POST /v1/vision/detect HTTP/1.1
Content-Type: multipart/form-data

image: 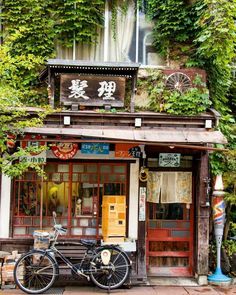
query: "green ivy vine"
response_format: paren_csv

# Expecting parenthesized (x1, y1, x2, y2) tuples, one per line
(0, 0, 106, 105)
(138, 70, 211, 115)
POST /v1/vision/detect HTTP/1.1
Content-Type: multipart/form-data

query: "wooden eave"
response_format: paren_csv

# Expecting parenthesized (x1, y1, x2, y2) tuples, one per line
(26, 109, 219, 130)
(21, 109, 228, 151)
(40, 59, 140, 80)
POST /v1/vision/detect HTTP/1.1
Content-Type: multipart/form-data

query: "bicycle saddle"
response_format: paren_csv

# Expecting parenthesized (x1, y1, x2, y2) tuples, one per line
(80, 239, 97, 247)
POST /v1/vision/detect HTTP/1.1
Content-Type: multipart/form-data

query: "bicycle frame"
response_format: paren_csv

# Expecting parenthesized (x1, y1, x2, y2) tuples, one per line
(49, 242, 95, 280)
(14, 212, 132, 293)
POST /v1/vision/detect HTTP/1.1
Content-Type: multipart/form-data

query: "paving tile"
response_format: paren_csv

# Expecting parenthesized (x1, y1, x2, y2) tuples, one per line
(185, 286, 219, 295)
(64, 286, 157, 295)
(212, 286, 236, 295)
(153, 286, 188, 295)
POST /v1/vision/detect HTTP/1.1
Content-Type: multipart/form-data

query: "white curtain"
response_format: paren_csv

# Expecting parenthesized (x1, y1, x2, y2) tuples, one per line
(55, 1, 135, 62)
(108, 1, 135, 62)
(56, 28, 104, 61)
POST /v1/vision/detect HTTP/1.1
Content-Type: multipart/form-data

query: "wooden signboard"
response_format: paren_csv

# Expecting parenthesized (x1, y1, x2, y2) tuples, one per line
(60, 74, 126, 107)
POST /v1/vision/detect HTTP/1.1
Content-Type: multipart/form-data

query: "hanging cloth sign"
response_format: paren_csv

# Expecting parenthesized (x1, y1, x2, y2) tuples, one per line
(51, 143, 78, 160)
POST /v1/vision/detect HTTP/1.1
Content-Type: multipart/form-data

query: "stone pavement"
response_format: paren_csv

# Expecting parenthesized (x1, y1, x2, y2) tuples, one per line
(0, 285, 236, 295)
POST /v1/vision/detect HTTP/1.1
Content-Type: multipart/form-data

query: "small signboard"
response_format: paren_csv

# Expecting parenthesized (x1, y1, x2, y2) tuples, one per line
(51, 143, 78, 160)
(20, 151, 46, 164)
(159, 153, 181, 167)
(60, 74, 126, 107)
(139, 187, 146, 221)
(115, 144, 137, 158)
(128, 146, 142, 158)
(81, 143, 110, 155)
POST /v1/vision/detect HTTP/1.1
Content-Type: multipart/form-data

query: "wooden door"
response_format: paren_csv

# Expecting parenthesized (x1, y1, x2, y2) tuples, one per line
(146, 202, 194, 276)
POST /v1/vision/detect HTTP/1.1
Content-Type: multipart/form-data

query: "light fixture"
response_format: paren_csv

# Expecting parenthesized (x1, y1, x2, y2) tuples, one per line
(205, 119, 212, 129)
(64, 116, 71, 126)
(135, 118, 142, 128)
(214, 174, 224, 192)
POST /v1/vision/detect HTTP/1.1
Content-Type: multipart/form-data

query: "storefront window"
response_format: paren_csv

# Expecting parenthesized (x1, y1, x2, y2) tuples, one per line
(12, 162, 127, 238)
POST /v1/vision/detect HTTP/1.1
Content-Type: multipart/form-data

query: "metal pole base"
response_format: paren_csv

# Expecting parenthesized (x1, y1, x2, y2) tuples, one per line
(208, 268, 232, 283)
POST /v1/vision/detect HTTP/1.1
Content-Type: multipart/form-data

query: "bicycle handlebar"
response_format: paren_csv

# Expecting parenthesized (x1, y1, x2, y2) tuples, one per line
(52, 211, 67, 239)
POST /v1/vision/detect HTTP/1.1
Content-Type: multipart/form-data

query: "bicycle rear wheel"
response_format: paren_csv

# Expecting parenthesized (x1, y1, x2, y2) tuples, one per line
(90, 247, 130, 290)
(14, 250, 58, 294)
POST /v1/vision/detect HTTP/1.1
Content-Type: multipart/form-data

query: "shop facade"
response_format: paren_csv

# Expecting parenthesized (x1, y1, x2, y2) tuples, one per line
(0, 61, 227, 284)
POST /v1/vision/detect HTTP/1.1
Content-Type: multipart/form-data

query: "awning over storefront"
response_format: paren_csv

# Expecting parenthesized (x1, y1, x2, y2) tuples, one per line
(24, 126, 227, 145)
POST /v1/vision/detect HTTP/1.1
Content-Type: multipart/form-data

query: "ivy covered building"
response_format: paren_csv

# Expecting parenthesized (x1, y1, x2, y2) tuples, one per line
(0, 0, 234, 286)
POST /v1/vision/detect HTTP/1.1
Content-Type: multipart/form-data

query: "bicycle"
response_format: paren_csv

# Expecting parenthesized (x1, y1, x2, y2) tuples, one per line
(14, 212, 131, 294)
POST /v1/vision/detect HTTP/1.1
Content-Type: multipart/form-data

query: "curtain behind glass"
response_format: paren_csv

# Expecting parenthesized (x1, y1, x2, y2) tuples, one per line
(56, 1, 135, 62)
(108, 1, 136, 62)
(56, 27, 104, 61)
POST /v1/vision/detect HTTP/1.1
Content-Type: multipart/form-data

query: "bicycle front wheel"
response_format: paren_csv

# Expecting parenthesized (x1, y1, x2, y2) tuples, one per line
(14, 250, 58, 294)
(90, 247, 130, 290)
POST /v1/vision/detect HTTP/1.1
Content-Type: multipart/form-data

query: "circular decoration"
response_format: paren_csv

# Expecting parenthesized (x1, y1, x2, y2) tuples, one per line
(51, 143, 78, 160)
(166, 72, 191, 93)
(139, 167, 149, 182)
(21, 135, 46, 156)
(7, 133, 16, 149)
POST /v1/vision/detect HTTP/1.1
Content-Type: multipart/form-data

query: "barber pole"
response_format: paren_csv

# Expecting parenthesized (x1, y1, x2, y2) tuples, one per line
(208, 175, 231, 283)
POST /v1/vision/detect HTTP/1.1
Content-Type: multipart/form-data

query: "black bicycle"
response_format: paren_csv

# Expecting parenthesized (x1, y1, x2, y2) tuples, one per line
(14, 213, 131, 294)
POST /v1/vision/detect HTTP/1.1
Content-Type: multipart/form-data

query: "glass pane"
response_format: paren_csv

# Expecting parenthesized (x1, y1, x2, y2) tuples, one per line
(108, 1, 136, 62)
(72, 173, 79, 182)
(73, 164, 84, 173)
(149, 203, 184, 220)
(100, 165, 111, 173)
(104, 183, 122, 195)
(100, 174, 107, 183)
(14, 227, 26, 235)
(172, 230, 190, 238)
(138, 11, 166, 66)
(63, 174, 69, 181)
(52, 173, 61, 183)
(58, 164, 69, 172)
(108, 175, 117, 182)
(113, 165, 126, 174)
(45, 164, 56, 173)
(87, 165, 97, 173)
(81, 174, 89, 182)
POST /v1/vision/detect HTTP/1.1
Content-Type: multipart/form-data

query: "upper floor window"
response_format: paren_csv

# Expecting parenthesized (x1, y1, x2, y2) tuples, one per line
(56, 0, 165, 67)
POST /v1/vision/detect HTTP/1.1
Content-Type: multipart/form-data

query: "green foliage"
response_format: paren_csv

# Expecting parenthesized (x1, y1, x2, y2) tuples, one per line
(145, 0, 236, 211)
(145, 0, 236, 116)
(223, 240, 236, 258)
(110, 0, 130, 39)
(164, 87, 211, 115)
(195, 0, 236, 112)
(54, 0, 105, 47)
(0, 0, 106, 105)
(0, 97, 52, 177)
(138, 70, 211, 115)
(146, 0, 199, 56)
